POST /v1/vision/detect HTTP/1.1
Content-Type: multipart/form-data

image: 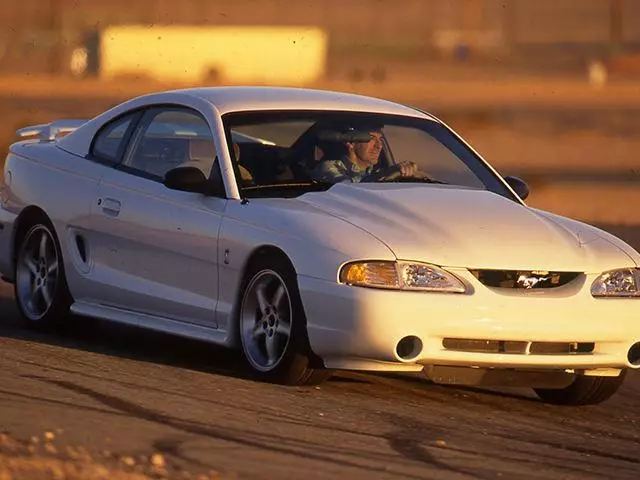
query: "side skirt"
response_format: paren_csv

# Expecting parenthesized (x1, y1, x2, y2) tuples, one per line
(70, 300, 230, 346)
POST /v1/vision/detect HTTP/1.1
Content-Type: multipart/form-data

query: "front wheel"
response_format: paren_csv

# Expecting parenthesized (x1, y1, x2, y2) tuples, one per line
(534, 371, 627, 406)
(238, 257, 331, 386)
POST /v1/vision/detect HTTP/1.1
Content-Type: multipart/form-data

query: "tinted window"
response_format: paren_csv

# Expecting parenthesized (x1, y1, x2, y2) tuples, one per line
(92, 113, 135, 162)
(123, 108, 216, 181)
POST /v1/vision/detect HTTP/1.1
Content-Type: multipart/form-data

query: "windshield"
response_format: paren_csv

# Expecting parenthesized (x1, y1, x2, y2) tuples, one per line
(222, 110, 516, 200)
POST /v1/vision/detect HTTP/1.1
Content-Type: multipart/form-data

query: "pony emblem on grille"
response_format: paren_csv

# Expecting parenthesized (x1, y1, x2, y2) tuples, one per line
(517, 273, 551, 289)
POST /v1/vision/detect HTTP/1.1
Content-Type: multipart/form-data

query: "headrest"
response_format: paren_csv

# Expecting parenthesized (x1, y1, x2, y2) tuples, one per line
(189, 138, 216, 162)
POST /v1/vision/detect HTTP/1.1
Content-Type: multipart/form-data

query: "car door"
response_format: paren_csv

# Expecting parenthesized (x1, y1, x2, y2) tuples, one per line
(62, 109, 142, 303)
(86, 105, 227, 326)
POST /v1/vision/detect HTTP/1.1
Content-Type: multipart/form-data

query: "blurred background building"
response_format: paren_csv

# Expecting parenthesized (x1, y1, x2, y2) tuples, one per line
(1, 0, 639, 83)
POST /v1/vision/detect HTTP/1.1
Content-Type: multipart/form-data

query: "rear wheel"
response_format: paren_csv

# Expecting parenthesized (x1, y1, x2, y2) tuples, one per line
(238, 256, 332, 385)
(534, 371, 627, 406)
(14, 219, 72, 330)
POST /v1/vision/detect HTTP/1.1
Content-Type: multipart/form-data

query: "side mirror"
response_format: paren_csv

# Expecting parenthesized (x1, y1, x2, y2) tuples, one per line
(504, 175, 530, 200)
(164, 166, 209, 193)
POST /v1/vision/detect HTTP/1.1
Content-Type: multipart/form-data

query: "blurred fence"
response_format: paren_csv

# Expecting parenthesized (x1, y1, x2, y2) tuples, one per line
(0, 0, 639, 76)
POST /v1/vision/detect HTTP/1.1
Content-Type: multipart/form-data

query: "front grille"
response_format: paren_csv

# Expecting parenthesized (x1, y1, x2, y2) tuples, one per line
(442, 338, 595, 355)
(470, 269, 581, 289)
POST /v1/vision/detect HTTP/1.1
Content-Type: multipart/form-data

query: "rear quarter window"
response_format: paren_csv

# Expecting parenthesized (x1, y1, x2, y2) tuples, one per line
(91, 113, 136, 162)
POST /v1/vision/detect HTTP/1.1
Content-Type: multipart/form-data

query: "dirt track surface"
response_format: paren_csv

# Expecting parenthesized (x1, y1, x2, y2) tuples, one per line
(1, 223, 640, 479)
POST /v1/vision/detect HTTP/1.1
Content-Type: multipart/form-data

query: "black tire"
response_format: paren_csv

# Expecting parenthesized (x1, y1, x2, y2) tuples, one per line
(238, 255, 332, 386)
(534, 370, 627, 406)
(13, 217, 73, 331)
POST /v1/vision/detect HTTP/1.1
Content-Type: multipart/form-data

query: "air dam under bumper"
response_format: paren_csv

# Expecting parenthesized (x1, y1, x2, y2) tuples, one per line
(298, 271, 640, 372)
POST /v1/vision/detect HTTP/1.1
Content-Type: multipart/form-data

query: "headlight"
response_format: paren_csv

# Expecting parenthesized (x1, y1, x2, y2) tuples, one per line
(591, 268, 640, 297)
(339, 260, 466, 293)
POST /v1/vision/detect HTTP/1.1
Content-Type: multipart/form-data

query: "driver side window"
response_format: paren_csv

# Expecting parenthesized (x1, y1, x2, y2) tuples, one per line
(122, 107, 217, 182)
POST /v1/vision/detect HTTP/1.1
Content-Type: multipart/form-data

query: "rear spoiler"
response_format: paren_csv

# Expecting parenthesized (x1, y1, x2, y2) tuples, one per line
(16, 119, 87, 142)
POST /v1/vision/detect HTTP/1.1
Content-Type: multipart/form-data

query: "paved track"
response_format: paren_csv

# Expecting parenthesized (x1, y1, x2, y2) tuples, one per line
(1, 224, 640, 479)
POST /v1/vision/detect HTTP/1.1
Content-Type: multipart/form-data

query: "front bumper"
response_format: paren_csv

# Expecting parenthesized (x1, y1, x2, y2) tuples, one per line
(298, 270, 640, 372)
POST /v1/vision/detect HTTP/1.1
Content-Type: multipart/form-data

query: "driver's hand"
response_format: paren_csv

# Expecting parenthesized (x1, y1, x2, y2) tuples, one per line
(396, 161, 418, 176)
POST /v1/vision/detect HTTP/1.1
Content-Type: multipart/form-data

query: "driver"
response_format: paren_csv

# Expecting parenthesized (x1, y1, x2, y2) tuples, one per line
(310, 125, 418, 183)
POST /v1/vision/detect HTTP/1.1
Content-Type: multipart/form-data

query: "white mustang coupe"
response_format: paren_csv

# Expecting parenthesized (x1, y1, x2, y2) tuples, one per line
(1, 86, 638, 405)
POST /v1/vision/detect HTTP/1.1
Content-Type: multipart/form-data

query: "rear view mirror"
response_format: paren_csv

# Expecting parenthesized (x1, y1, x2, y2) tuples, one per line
(504, 175, 530, 200)
(316, 130, 376, 143)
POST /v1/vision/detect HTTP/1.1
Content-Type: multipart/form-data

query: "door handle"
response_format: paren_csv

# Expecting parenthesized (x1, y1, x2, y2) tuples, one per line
(100, 197, 121, 216)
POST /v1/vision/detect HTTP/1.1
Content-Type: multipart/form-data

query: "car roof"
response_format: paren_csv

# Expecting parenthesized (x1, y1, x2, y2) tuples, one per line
(170, 86, 433, 119)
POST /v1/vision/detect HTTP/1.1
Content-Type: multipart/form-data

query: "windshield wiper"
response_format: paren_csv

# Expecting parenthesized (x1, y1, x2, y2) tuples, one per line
(378, 176, 448, 184)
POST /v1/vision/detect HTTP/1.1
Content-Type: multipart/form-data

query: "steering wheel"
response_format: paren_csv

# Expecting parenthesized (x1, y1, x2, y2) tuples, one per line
(372, 164, 437, 183)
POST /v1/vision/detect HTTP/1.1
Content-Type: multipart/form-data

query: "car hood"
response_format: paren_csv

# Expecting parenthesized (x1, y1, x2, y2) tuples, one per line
(297, 183, 637, 272)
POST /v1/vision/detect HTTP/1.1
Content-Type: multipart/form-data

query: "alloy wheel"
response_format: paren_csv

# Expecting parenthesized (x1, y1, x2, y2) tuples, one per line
(15, 225, 60, 322)
(240, 269, 293, 372)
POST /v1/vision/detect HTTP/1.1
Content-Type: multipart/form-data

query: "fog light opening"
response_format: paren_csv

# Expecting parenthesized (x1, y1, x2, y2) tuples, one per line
(396, 335, 423, 361)
(627, 342, 640, 367)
